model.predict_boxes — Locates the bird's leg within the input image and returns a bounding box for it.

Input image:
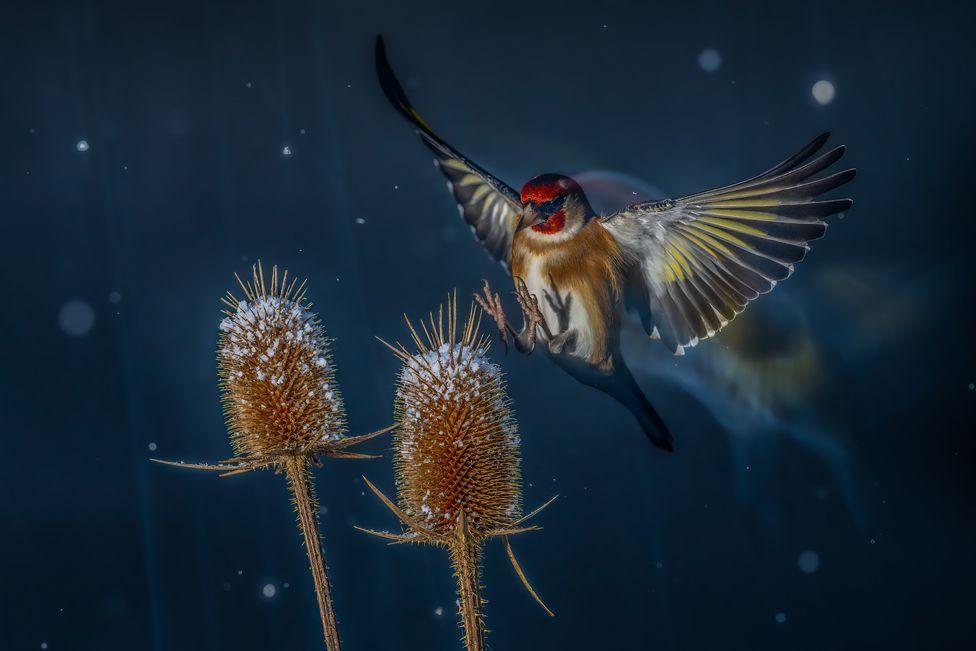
[474,278,551,355]
[542,274,576,355]
[546,329,577,356]
[475,279,514,353]
[512,276,551,354]
[543,274,572,333]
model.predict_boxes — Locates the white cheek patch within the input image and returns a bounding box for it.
[523,227,578,245]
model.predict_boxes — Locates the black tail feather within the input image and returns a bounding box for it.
[375,35,441,145]
[613,367,674,452]
[375,36,417,126]
[566,358,674,452]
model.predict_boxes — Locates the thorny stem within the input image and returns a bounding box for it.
[450,522,485,651]
[285,457,342,651]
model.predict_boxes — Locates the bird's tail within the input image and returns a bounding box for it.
[568,356,674,451]
[600,361,674,452]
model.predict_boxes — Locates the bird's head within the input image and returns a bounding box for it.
[518,173,594,239]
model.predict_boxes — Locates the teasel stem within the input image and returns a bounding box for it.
[284,457,342,651]
[451,516,485,651]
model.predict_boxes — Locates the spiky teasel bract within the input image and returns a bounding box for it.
[217,263,346,459]
[393,300,521,539]
[154,262,392,651]
[359,292,556,650]
[156,263,387,473]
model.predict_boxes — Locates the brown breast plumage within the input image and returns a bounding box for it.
[511,220,627,365]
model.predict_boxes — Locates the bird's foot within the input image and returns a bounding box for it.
[543,273,573,335]
[547,329,576,356]
[474,279,509,353]
[513,276,546,354]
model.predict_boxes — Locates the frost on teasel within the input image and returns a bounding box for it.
[153,262,392,651]
[359,292,555,650]
[218,263,346,457]
[393,301,522,540]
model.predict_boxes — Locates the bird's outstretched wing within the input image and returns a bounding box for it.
[376,36,522,271]
[602,133,855,354]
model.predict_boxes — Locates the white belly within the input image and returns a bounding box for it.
[520,256,596,361]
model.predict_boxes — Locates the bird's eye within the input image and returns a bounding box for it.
[539,197,563,213]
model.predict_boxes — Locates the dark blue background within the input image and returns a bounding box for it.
[2,1,974,649]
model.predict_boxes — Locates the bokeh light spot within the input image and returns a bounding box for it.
[812,80,835,105]
[798,550,821,574]
[59,300,95,337]
[698,49,722,73]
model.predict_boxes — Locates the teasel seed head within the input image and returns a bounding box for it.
[217,262,346,458]
[387,294,521,541]
[359,292,555,640]
[155,262,393,651]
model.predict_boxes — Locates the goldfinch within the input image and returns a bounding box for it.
[376,36,855,451]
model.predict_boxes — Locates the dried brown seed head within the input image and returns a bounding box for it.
[390,296,521,540]
[217,263,345,457]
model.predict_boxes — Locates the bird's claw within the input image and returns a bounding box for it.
[547,329,576,355]
[544,273,573,335]
[474,279,509,353]
[514,277,545,354]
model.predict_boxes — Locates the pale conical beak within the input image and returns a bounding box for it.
[517,205,545,231]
